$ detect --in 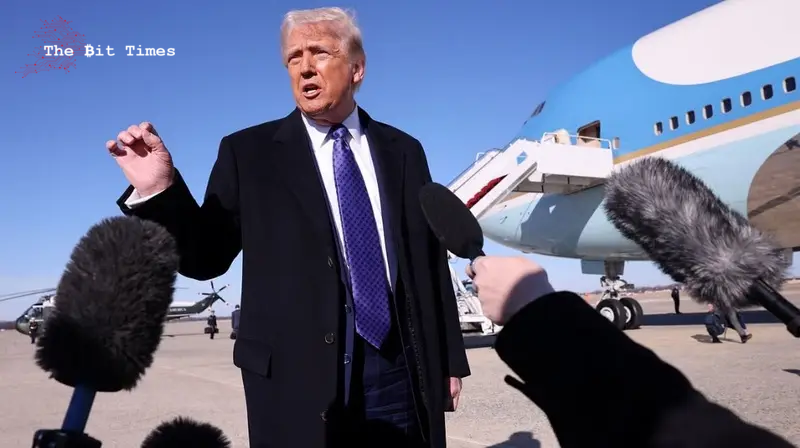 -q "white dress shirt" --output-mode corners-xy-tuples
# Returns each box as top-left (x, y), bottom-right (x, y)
(124, 106), (392, 286)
